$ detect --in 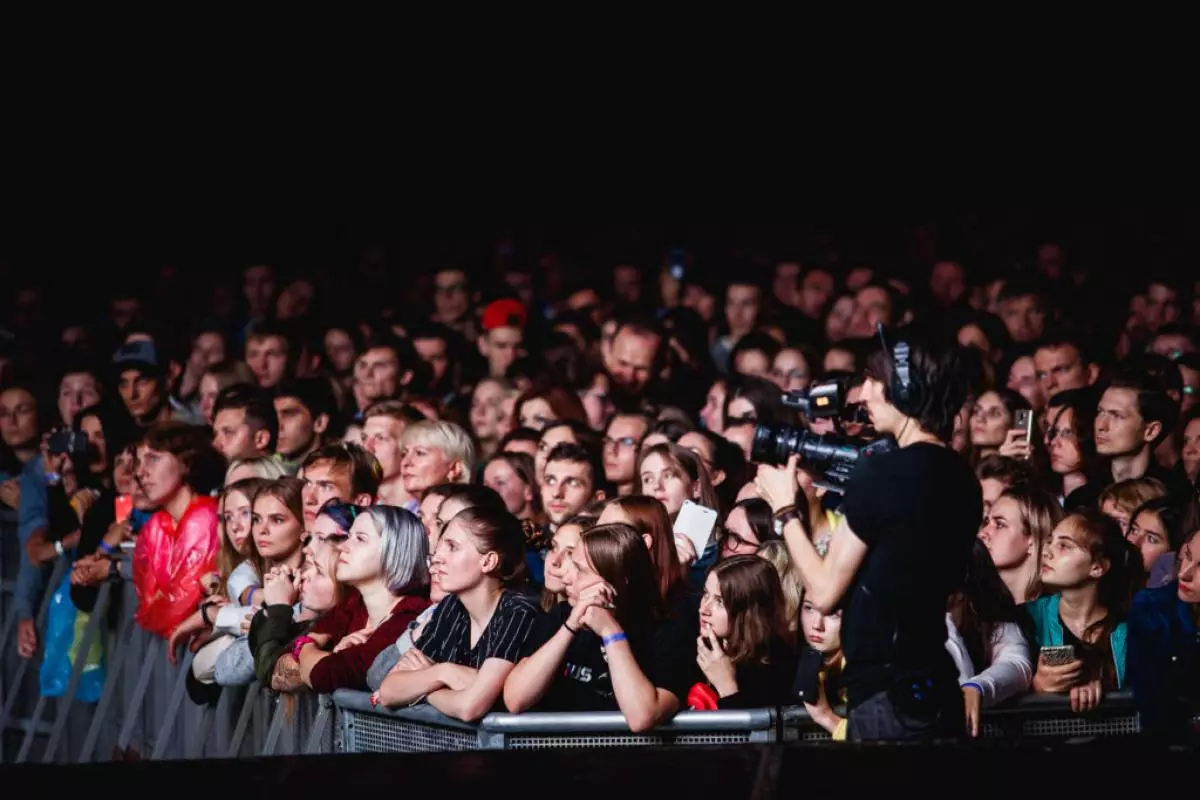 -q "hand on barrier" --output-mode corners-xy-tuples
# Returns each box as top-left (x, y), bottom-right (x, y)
(395, 648), (434, 673)
(71, 554), (106, 586)
(1032, 657), (1082, 695)
(754, 455), (801, 511)
(0, 476), (20, 508)
(1069, 679), (1103, 713)
(333, 626), (375, 653)
(696, 633), (737, 697)
(168, 613), (211, 665)
(17, 618), (38, 659)
(963, 684), (982, 738)
(264, 564), (300, 606)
